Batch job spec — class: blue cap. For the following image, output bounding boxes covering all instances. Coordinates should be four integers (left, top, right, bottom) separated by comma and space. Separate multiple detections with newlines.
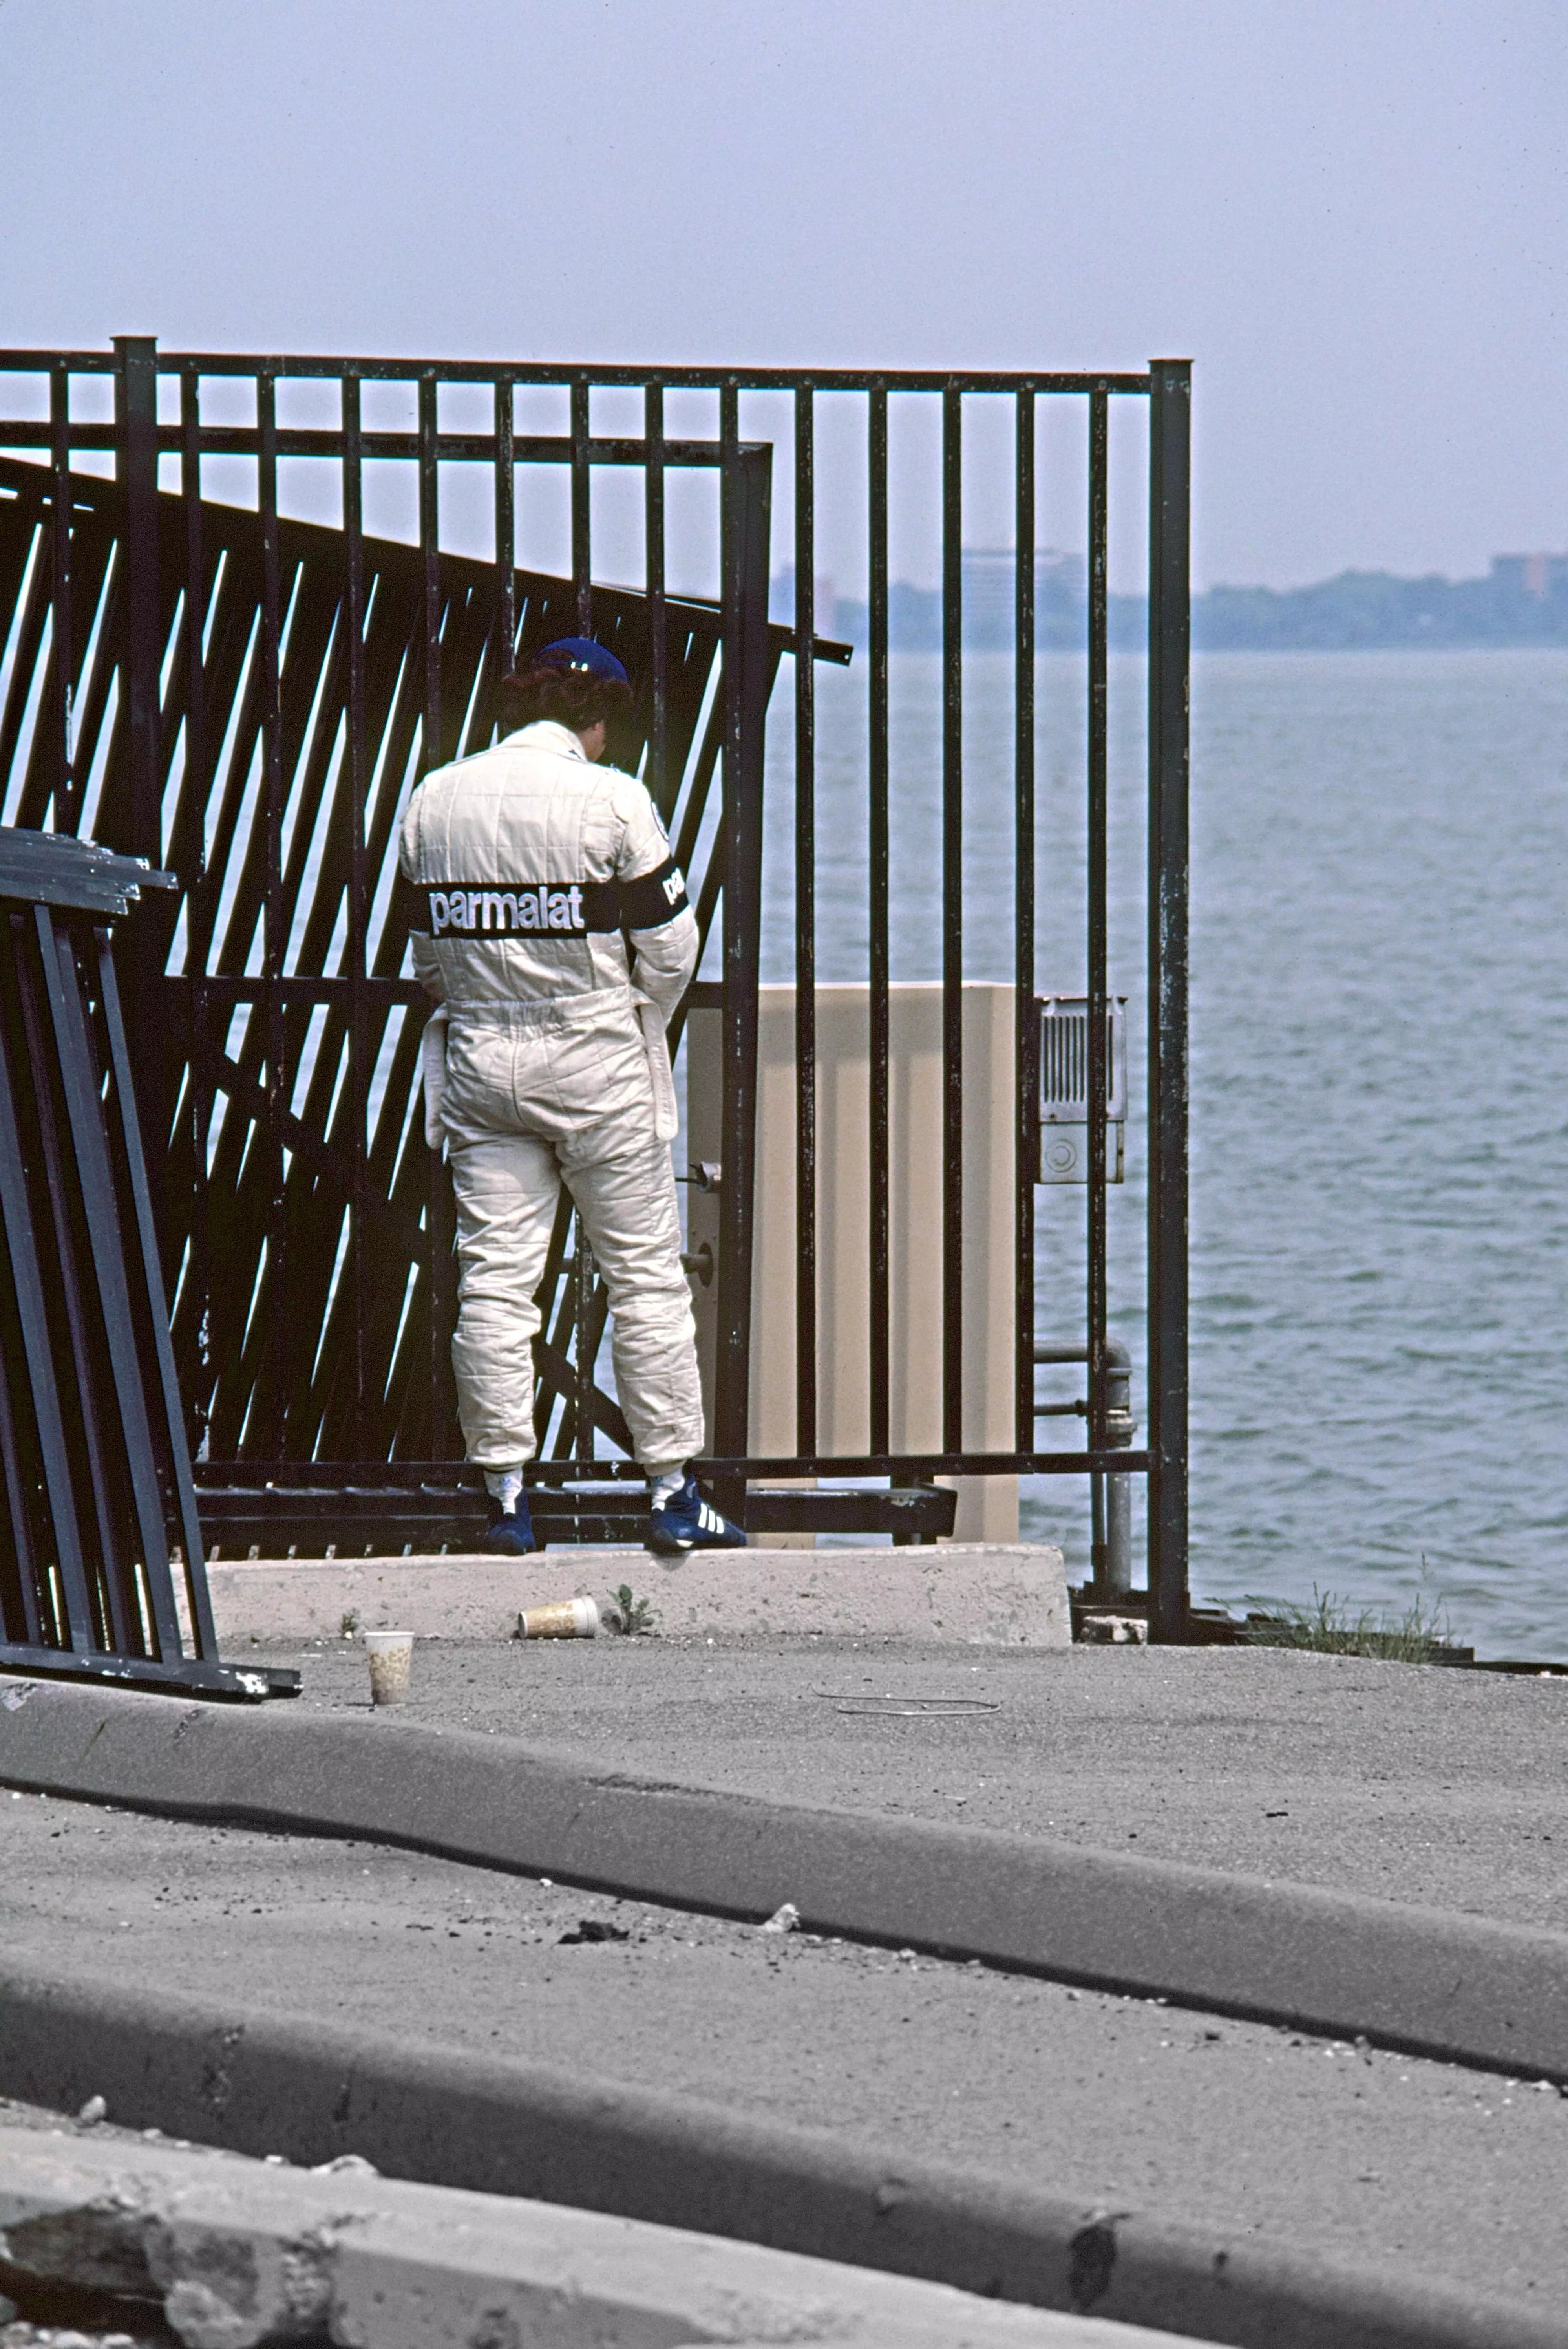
536, 637, 629, 685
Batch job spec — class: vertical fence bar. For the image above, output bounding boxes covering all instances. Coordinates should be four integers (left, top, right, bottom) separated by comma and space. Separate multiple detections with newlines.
0, 938, 94, 1648
180, 365, 212, 1455
867, 382, 890, 1456
793, 384, 817, 1455
713, 394, 771, 1513
715, 381, 742, 1496
495, 376, 516, 679
49, 364, 75, 833
418, 369, 456, 1456
644, 384, 668, 814
941, 383, 964, 1455
94, 932, 217, 1656
111, 337, 166, 1197
257, 370, 287, 1455
1147, 359, 1192, 1639
572, 376, 592, 636
490, 377, 518, 1450
1087, 386, 1110, 1528
113, 337, 161, 868
569, 373, 596, 1451
343, 372, 369, 1454
418, 372, 443, 768
1014, 388, 1037, 1457
13, 911, 122, 1645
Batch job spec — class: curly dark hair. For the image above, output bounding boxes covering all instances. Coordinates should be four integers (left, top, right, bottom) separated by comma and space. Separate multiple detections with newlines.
495, 657, 633, 737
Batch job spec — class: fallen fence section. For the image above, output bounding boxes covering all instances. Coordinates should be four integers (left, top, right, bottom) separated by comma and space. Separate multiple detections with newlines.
0, 833, 296, 1701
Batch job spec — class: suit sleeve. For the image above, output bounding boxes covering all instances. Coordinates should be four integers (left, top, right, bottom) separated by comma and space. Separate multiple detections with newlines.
399, 785, 447, 1004
614, 778, 698, 1023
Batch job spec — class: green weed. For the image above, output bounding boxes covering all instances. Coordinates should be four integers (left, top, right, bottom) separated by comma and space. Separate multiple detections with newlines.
605, 1583, 658, 1637
1243, 1581, 1455, 1664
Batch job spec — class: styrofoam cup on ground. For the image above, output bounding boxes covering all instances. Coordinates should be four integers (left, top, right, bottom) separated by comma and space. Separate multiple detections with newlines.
518, 1596, 599, 1641
364, 1630, 414, 1704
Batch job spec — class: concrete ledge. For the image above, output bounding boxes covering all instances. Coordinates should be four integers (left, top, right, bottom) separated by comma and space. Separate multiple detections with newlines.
4, 1679, 1568, 2084
206, 1542, 1070, 1647
0, 1968, 1556, 2349
0, 2120, 1190, 2349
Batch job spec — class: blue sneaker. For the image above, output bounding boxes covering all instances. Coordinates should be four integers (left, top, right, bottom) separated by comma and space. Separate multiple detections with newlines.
645, 1474, 746, 1555
482, 1493, 543, 1556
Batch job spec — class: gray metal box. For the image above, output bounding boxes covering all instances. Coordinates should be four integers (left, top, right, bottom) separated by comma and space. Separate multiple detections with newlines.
1038, 995, 1127, 1184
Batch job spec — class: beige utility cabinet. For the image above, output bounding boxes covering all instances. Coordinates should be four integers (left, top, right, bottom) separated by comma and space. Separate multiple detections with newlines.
685, 984, 1018, 1543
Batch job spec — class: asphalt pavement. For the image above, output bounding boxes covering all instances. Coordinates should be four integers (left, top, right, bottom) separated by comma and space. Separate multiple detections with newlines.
5, 1641, 1568, 2320
247, 1633, 1568, 1928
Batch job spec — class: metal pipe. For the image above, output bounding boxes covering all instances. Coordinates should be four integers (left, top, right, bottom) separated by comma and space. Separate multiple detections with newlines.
1098, 1339, 1135, 1597
1034, 1337, 1135, 1594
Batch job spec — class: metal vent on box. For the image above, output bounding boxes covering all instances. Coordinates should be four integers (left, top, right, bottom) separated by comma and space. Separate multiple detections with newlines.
1038, 995, 1127, 1184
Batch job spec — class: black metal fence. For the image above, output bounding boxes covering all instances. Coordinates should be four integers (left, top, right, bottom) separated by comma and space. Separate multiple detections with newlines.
0, 828, 295, 1697
0, 342, 1189, 1633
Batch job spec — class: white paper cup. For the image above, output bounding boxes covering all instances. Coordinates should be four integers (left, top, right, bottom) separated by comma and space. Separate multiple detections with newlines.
364, 1630, 414, 1704
518, 1596, 599, 1641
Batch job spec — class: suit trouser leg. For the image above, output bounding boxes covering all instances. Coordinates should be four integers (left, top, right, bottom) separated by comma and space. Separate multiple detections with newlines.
447, 1129, 561, 1467
557, 1112, 707, 1469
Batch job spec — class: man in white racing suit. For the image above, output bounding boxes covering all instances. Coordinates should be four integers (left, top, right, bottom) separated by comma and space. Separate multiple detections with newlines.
398, 637, 745, 1558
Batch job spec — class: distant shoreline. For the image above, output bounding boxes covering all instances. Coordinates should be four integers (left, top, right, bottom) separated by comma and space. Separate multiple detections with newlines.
825, 563, 1568, 653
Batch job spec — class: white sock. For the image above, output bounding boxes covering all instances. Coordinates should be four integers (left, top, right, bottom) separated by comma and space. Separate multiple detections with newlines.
484, 1466, 525, 1513
649, 1464, 686, 1503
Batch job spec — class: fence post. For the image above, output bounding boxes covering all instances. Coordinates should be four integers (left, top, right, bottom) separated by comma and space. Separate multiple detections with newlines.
713, 432, 772, 1517
112, 336, 170, 1220
113, 337, 161, 869
1146, 359, 1192, 1641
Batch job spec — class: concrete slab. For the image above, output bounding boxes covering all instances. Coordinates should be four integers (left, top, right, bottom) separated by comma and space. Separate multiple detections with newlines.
207, 1542, 1071, 1648
263, 1636, 1568, 1935
0, 2120, 1200, 2349
4, 1799, 1568, 2340
5, 1676, 1568, 2084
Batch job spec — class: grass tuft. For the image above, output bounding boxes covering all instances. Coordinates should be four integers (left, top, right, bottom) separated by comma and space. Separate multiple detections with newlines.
1243, 1582, 1455, 1664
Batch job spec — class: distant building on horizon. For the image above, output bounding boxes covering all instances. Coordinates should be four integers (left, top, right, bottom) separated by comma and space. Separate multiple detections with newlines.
812, 548, 1092, 653
783, 548, 1568, 655
1489, 552, 1568, 599
769, 566, 838, 637
959, 547, 1087, 645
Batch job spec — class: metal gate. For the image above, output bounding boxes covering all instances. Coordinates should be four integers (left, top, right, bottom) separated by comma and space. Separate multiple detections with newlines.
0, 342, 1189, 1634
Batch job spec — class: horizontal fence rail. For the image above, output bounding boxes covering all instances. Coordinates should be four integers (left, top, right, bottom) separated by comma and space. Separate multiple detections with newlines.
0, 344, 1189, 1626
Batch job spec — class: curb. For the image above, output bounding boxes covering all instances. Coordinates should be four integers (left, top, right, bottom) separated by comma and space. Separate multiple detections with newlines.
3, 1678, 1568, 2083
0, 1964, 1555, 2349
205, 1542, 1072, 1647
0, 2120, 1191, 2349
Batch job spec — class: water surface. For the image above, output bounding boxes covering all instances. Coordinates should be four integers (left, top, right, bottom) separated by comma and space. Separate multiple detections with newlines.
750, 650, 1568, 1657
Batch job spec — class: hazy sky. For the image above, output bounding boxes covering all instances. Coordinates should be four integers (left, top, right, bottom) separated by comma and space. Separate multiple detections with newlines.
2, 0, 1564, 590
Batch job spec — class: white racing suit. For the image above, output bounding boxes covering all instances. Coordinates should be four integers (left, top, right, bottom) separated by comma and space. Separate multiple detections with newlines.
398, 719, 704, 1471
